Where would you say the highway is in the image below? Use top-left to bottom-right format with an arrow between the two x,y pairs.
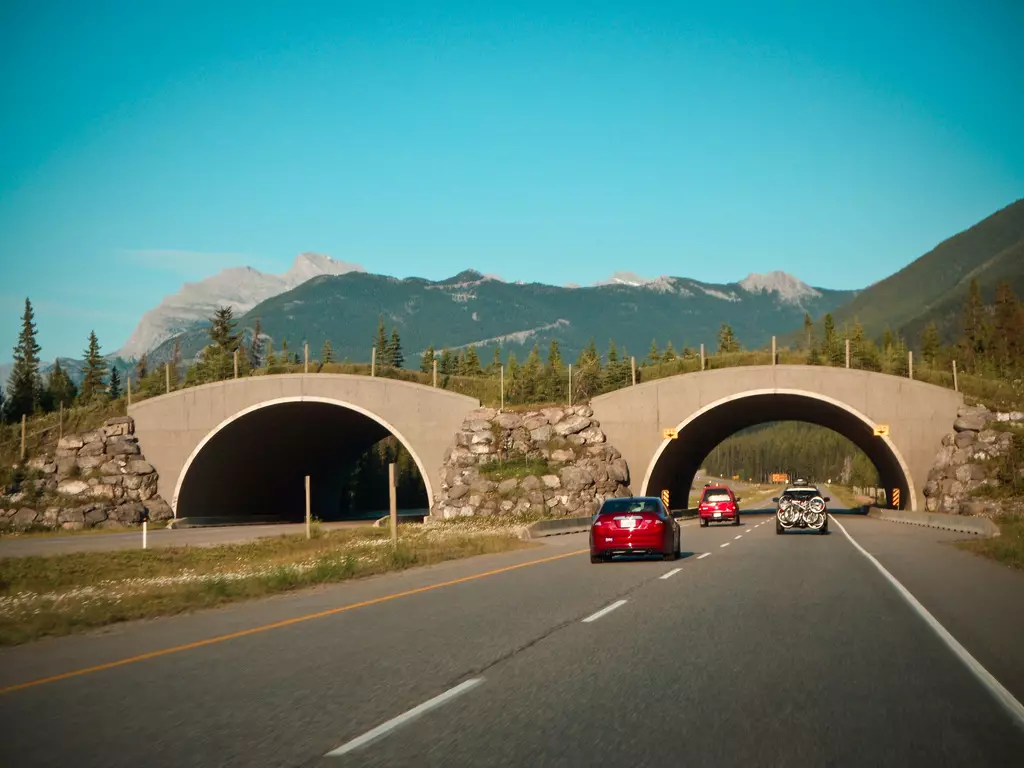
1,510 -> 1023,767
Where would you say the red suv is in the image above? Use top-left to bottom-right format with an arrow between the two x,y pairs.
698,485 -> 741,527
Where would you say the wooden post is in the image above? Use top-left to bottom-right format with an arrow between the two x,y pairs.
304,343 -> 309,374
631,356 -> 637,386
165,363 -> 171,393
59,402 -> 63,440
126,376 -> 132,407
305,475 -> 311,540
432,358 -> 438,387
568,364 -> 572,406
908,350 -> 913,380
952,360 -> 959,392
233,350 -> 239,379
20,414 -> 26,461
700,343 -> 705,371
389,463 -> 398,546
845,339 -> 851,368
771,336 -> 777,365
500,364 -> 505,410
371,347 -> 377,377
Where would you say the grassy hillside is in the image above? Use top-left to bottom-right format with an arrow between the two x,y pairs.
810,198 -> 1024,344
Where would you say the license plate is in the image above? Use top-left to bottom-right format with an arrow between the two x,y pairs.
619,517 -> 637,529
713,512 -> 722,518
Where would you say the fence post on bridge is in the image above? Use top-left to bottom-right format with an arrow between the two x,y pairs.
305,475 -> 311,540
432,357 -> 437,387
233,350 -> 239,379
952,360 -> 959,392
771,336 -> 777,365
389,463 -> 398,546
845,339 -> 851,369
630,356 -> 636,386
371,347 -> 377,377
304,343 -> 309,374
908,350 -> 913,380
568,364 -> 572,406
500,364 -> 504,410
165,363 -> 171,394
700,344 -> 705,371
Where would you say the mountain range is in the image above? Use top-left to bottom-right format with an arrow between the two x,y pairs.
142,267 -> 854,368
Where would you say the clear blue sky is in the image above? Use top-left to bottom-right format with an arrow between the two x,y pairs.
1,0 -> 1021,360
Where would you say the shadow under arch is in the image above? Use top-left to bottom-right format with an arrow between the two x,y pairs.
640,389 -> 916,511
172,396 -> 433,520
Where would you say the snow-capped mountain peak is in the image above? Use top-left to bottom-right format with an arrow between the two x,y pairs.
116,253 -> 365,359
595,271 -> 657,287
738,271 -> 821,303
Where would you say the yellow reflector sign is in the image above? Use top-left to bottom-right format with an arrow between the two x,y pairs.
873,424 -> 890,437
662,428 -> 678,440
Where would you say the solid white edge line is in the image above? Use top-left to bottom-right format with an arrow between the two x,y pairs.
720,542 -> 730,548
660,567 -> 683,580
582,599 -> 628,623
325,678 -> 484,756
831,515 -> 1024,731
697,553 -> 711,560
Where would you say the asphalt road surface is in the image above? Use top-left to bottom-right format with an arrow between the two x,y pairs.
2,510 -> 1023,767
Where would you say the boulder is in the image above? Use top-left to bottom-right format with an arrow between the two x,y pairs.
115,502 -> 146,524
466,407 -> 498,422
954,431 -> 975,449
57,479 -> 90,496
447,484 -> 470,501
540,407 -> 566,425
55,459 -> 78,479
78,456 -> 107,470
521,475 -> 542,491
954,414 -> 989,432
574,405 -> 594,418
541,474 -> 561,489
57,435 -> 85,450
80,429 -> 105,445
57,508 -> 86,524
78,441 -> 106,457
13,508 -> 38,528
497,478 -> 519,495
608,458 -> 629,484
550,449 -> 575,463
495,412 -> 522,429
40,508 -> 59,527
529,425 -> 555,443
470,478 -> 498,494
466,419 -> 492,433
468,443 -> 495,455
84,506 -> 108,525
554,415 -> 591,436
523,416 -> 549,431
470,431 -> 495,445
560,466 -> 595,492
577,427 -> 605,444
106,439 -> 141,457
90,484 -> 116,500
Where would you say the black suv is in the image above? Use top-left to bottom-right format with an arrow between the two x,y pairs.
774,479 -> 830,535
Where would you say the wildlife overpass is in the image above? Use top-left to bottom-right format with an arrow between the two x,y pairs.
129,374 -> 480,520
590,365 -> 963,513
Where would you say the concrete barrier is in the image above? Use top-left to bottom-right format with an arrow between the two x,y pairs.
865,506 -> 1001,538
521,515 -> 593,540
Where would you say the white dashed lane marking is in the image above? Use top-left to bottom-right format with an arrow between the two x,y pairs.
582,600 -> 628,623
697,553 -> 711,560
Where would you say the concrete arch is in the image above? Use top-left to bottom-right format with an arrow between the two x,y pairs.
638,388 -> 917,510
590,365 -> 963,513
171,396 -> 435,517
129,374 -> 481,519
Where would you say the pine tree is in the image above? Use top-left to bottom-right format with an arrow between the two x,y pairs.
647,339 -> 660,365
717,323 -> 740,354
280,338 -> 290,365
439,348 -> 454,375
388,328 -> 404,369
170,338 -> 182,386
991,281 -> 1021,377
45,360 -> 77,410
135,353 -> 149,382
662,341 -> 677,362
522,344 -> 543,402
375,315 -> 389,365
920,322 -> 941,367
455,349 -> 468,376
822,314 -> 842,366
5,298 -> 42,421
108,365 -> 122,400
807,343 -> 823,366
249,318 -> 263,368
803,312 -> 814,349
505,352 -> 521,402
321,339 -> 334,364
78,331 -> 106,403
960,278 -> 988,373
209,307 -> 241,352
463,345 -> 481,376
545,339 -> 565,400
490,345 -> 502,373
420,345 -> 435,374
265,340 -> 278,368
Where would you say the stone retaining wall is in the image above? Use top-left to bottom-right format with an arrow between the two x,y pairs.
0,417 -> 173,530
435,405 -> 631,519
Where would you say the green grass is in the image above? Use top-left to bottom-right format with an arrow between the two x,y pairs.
956,513 -> 1024,572
478,455 -> 552,481
0,526 -> 530,646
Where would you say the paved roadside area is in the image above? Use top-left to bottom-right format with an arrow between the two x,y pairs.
833,514 -> 1024,704
0,520 -> 375,558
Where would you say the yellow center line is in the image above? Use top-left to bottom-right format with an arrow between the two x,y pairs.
0,547 -> 588,696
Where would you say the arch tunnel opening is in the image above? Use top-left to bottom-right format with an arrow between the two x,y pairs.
176,401 -> 429,522
643,393 -> 911,511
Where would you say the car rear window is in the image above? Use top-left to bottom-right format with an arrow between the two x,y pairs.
702,491 -> 732,503
600,499 -> 660,514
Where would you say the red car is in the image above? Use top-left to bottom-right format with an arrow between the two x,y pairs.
698,484 -> 741,527
590,497 -> 681,563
